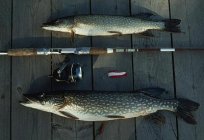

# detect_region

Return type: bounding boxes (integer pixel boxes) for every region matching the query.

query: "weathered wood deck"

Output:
[0,0,203,140]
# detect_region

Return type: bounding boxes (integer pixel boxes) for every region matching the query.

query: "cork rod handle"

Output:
[89,48,108,55]
[7,48,38,56]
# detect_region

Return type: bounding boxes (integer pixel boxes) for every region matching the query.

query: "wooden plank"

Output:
[51,1,93,140]
[0,0,11,140]
[131,0,177,140]
[170,0,204,140]
[12,0,51,140]
[91,0,135,140]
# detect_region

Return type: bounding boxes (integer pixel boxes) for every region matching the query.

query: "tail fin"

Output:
[176,98,200,124]
[163,19,181,33]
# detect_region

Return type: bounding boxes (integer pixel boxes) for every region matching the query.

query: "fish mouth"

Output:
[42,21,54,26]
[19,98,31,106]
[19,94,39,106]
[41,20,57,29]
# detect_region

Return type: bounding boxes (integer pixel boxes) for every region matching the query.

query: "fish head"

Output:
[20,93,65,112]
[42,18,74,32]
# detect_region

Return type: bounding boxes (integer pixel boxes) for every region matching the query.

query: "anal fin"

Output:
[136,30,154,38]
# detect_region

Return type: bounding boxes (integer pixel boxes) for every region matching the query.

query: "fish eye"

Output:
[55,19,63,24]
[40,93,45,98]
[40,101,46,105]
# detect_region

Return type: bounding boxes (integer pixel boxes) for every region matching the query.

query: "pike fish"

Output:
[20,88,199,124]
[42,14,181,36]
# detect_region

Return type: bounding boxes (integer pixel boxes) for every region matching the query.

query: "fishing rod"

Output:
[0,47,204,56]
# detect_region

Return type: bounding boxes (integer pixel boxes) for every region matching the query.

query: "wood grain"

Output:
[0,1,203,140]
[170,0,204,140]
[12,0,51,140]
[131,0,177,140]
[0,0,11,140]
[51,0,93,140]
[91,0,135,140]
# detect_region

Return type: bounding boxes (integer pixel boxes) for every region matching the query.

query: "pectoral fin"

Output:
[136,87,168,98]
[70,29,75,44]
[59,111,79,120]
[107,31,123,35]
[106,115,125,119]
[57,97,70,110]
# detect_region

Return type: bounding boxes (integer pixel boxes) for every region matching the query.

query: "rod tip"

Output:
[0,52,8,55]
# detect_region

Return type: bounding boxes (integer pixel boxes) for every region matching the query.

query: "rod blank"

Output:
[0,52,8,55]
[0,47,204,56]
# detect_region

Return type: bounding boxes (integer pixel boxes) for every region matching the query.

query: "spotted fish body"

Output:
[20,89,199,124]
[59,92,177,121]
[42,15,181,36]
[72,16,163,36]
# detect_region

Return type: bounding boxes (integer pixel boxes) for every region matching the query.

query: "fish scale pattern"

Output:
[63,92,178,117]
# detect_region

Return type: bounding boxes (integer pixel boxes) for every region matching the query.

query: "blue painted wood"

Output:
[0,0,11,140]
[91,0,135,140]
[51,0,93,140]
[11,0,52,140]
[171,0,204,140]
[0,0,203,140]
[131,0,177,140]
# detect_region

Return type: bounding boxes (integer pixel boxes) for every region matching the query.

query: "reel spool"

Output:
[52,62,83,83]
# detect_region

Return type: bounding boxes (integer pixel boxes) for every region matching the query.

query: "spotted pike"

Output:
[42,14,181,36]
[20,88,199,124]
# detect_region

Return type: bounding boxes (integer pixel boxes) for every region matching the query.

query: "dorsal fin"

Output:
[133,12,154,20]
[136,87,168,98]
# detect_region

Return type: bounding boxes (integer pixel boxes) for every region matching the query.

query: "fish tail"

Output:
[176,98,199,124]
[163,19,181,33]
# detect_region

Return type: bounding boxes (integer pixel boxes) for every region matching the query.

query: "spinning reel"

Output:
[51,59,83,84]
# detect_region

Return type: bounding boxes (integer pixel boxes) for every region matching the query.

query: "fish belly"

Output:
[59,107,113,121]
[59,102,157,121]
[73,23,148,36]
[58,108,159,121]
[73,25,114,36]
